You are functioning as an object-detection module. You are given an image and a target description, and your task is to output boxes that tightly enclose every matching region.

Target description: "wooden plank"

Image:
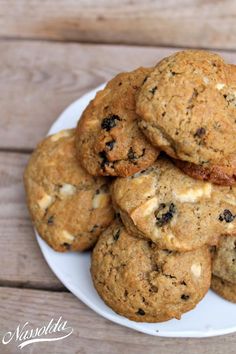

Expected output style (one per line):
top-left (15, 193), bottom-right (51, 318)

top-left (0, 39), bottom-right (175, 150)
top-left (0, 151), bottom-right (63, 289)
top-left (0, 0), bottom-right (236, 50)
top-left (1, 40), bottom-right (236, 151)
top-left (1, 287), bottom-right (236, 354)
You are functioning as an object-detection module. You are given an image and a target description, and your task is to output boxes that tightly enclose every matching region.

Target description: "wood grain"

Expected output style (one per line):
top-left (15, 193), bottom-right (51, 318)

top-left (0, 151), bottom-right (63, 289)
top-left (1, 287), bottom-right (236, 354)
top-left (0, 0), bottom-right (236, 50)
top-left (1, 39), bottom-right (236, 150)
top-left (0, 39), bottom-right (175, 150)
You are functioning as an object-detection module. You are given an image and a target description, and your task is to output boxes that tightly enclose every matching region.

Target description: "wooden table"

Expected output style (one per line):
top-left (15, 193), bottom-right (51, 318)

top-left (1, 1), bottom-right (236, 353)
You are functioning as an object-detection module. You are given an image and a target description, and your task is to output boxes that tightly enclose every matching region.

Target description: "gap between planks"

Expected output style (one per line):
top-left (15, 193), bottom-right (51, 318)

top-left (0, 280), bottom-right (66, 292)
top-left (3, 36), bottom-right (236, 54)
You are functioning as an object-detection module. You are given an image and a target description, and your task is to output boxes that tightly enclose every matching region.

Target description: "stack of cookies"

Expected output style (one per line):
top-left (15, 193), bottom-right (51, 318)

top-left (24, 50), bottom-right (236, 323)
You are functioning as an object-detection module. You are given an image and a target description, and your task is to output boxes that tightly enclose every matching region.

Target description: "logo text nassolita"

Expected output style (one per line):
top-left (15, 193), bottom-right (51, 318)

top-left (2, 316), bottom-right (73, 349)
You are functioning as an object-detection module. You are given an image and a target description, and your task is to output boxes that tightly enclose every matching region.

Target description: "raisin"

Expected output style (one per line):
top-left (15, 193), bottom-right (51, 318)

top-left (47, 216), bottom-right (54, 225)
top-left (194, 127), bottom-right (206, 138)
top-left (113, 229), bottom-right (120, 241)
top-left (136, 308), bottom-right (145, 316)
top-left (99, 151), bottom-right (109, 170)
top-left (149, 86), bottom-right (157, 95)
top-left (155, 203), bottom-right (176, 227)
top-left (63, 243), bottom-right (71, 250)
top-left (181, 294), bottom-right (190, 300)
top-left (105, 140), bottom-right (115, 151)
top-left (219, 209), bottom-right (235, 223)
top-left (101, 115), bottom-right (121, 131)
top-left (148, 240), bottom-right (155, 248)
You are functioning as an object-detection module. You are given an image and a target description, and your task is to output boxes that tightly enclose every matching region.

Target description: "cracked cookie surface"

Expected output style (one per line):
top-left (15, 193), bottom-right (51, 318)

top-left (24, 129), bottom-right (114, 252)
top-left (212, 234), bottom-right (236, 283)
top-left (76, 67), bottom-right (159, 177)
top-left (111, 157), bottom-right (236, 251)
top-left (91, 219), bottom-right (211, 322)
top-left (136, 51), bottom-right (236, 184)
top-left (211, 275), bottom-right (236, 303)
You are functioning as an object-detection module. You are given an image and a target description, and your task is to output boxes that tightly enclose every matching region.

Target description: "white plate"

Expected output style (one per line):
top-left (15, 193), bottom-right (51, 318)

top-left (36, 84), bottom-right (236, 338)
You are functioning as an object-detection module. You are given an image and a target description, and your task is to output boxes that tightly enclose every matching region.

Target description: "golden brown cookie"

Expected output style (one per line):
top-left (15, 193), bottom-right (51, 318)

top-left (91, 220), bottom-right (211, 322)
top-left (76, 67), bottom-right (159, 177)
top-left (111, 157), bottom-right (236, 251)
top-left (212, 235), bottom-right (236, 283)
top-left (173, 158), bottom-right (236, 186)
top-left (24, 129), bottom-right (114, 252)
top-left (136, 51), bottom-right (236, 184)
top-left (211, 275), bottom-right (236, 303)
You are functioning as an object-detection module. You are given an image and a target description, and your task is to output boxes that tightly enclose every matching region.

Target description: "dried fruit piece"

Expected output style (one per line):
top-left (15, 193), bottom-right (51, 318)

top-left (155, 203), bottom-right (176, 227)
top-left (136, 308), bottom-right (145, 316)
top-left (219, 209), bottom-right (235, 223)
top-left (101, 115), bottom-right (121, 131)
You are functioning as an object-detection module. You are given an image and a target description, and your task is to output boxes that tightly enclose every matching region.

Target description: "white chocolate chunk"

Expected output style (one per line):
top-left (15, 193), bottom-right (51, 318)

top-left (50, 130), bottom-right (72, 142)
top-left (92, 193), bottom-right (110, 209)
top-left (138, 197), bottom-right (158, 217)
top-left (227, 223), bottom-right (235, 230)
top-left (191, 263), bottom-right (202, 278)
top-left (62, 230), bottom-right (75, 243)
top-left (37, 193), bottom-right (54, 210)
top-left (215, 83), bottom-right (225, 90)
top-left (131, 196), bottom-right (158, 227)
top-left (173, 183), bottom-right (212, 203)
top-left (59, 183), bottom-right (76, 197)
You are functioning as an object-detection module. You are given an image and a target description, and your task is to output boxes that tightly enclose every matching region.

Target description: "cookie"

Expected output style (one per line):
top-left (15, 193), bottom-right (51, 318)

top-left (173, 158), bottom-right (236, 186)
top-left (76, 67), bottom-right (159, 177)
top-left (136, 51), bottom-right (236, 184)
top-left (212, 235), bottom-right (236, 284)
top-left (111, 157), bottom-right (236, 251)
top-left (91, 220), bottom-right (211, 323)
top-left (24, 129), bottom-right (114, 252)
top-left (211, 275), bottom-right (236, 303)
